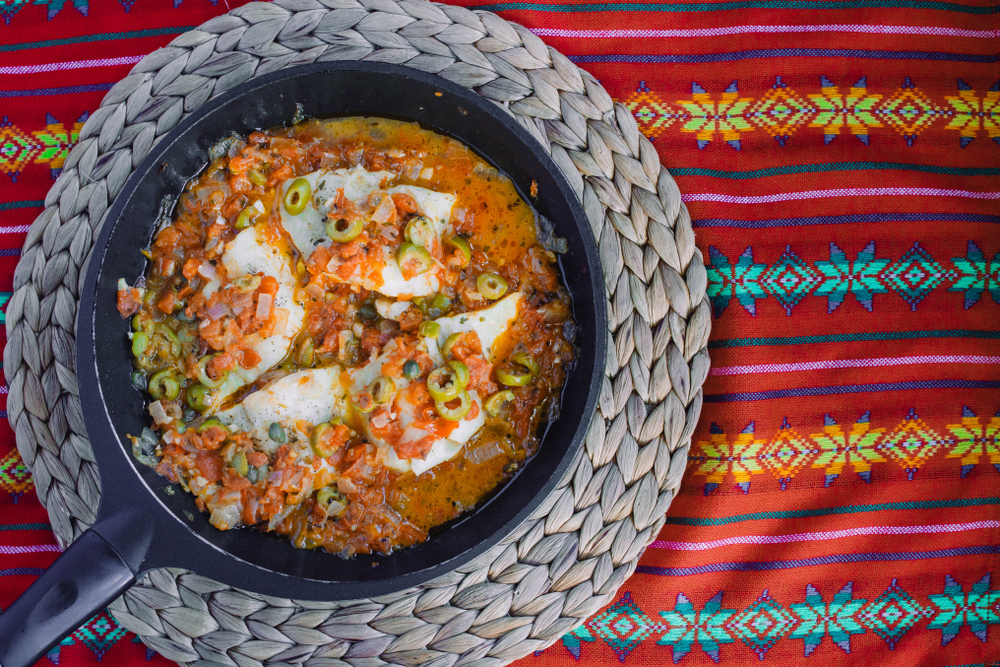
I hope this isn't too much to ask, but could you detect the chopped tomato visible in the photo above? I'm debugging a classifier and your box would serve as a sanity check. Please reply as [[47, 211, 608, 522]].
[[392, 193, 419, 214], [267, 163, 293, 187], [195, 451, 224, 483], [447, 331, 483, 361], [463, 355, 497, 395], [227, 154, 255, 175], [156, 290, 176, 315], [116, 288, 141, 318], [259, 275, 279, 296], [246, 451, 268, 468], [228, 173, 252, 195]]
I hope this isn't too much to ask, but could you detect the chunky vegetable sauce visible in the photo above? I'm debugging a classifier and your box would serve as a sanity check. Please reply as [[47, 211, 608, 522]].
[[117, 117, 575, 557]]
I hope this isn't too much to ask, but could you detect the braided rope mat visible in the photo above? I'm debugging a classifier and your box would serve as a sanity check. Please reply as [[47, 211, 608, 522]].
[[4, 1, 710, 664]]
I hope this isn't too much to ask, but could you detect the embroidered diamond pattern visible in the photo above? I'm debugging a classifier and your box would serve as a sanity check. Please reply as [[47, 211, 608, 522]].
[[726, 590, 799, 659], [879, 78, 948, 146], [588, 592, 663, 661], [878, 409, 952, 480], [75, 610, 127, 660], [0, 448, 33, 495], [879, 243, 954, 310], [626, 82, 687, 140], [760, 245, 821, 315], [747, 77, 816, 146], [0, 118, 41, 182], [858, 579, 930, 649], [759, 418, 818, 490]]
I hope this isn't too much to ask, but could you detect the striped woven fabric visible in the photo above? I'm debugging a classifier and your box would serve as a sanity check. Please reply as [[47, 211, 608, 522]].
[[1, 0, 998, 665]]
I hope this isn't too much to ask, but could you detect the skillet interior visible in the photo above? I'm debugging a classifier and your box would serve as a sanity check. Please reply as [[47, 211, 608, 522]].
[[78, 61, 605, 600]]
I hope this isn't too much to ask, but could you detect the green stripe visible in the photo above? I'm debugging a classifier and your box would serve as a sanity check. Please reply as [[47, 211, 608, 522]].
[[710, 329, 1000, 349], [0, 200, 43, 212], [0, 27, 194, 53], [472, 1, 998, 13], [673, 162, 1000, 179], [666, 497, 1000, 526], [0, 523, 52, 531]]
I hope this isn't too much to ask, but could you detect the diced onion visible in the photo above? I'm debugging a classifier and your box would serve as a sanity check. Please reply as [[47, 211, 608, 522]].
[[209, 504, 241, 531], [206, 301, 228, 320], [419, 167, 434, 180], [189, 476, 207, 494], [267, 505, 295, 531], [466, 441, 504, 465], [337, 330, 354, 361], [371, 195, 396, 224], [252, 199, 266, 214], [256, 293, 273, 321], [149, 400, 170, 425], [305, 283, 325, 301], [197, 263, 218, 281], [271, 308, 289, 337], [377, 299, 412, 321], [323, 500, 346, 519]]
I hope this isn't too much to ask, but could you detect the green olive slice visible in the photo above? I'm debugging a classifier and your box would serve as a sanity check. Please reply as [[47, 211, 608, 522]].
[[477, 272, 508, 300], [326, 216, 364, 243], [435, 390, 471, 421], [283, 178, 311, 215]]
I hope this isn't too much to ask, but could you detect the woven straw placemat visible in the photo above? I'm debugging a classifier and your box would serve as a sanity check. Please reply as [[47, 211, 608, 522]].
[[4, 1, 710, 664]]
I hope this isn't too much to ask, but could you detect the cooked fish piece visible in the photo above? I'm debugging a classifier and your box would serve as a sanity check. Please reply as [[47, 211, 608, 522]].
[[217, 366, 349, 457], [208, 225, 305, 408], [347, 293, 521, 475], [277, 166, 457, 298]]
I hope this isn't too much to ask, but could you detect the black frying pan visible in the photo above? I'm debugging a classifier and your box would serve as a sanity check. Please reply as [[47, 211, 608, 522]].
[[0, 61, 605, 667]]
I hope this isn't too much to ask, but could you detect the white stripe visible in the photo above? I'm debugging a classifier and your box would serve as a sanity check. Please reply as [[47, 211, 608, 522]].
[[0, 545, 62, 554], [711, 355, 1000, 376], [683, 188, 1000, 204], [530, 25, 1000, 39], [0, 226, 31, 235], [0, 56, 144, 76]]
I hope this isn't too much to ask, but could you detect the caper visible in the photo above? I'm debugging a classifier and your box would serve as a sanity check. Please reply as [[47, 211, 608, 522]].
[[131, 370, 148, 391], [403, 360, 421, 380], [269, 422, 286, 443]]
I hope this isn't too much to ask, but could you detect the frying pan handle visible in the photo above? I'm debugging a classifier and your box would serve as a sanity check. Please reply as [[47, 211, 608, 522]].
[[0, 528, 136, 667]]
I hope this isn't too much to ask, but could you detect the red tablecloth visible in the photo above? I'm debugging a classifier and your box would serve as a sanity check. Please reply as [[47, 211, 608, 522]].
[[1, 1, 998, 665]]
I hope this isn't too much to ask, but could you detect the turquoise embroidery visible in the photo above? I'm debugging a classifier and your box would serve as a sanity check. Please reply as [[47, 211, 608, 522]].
[[857, 579, 932, 649], [814, 241, 890, 313], [788, 582, 867, 656], [950, 240, 1000, 308], [556, 573, 1000, 662], [725, 589, 798, 659], [926, 574, 1000, 645], [707, 246, 768, 317], [658, 591, 737, 663], [705, 241, 990, 318]]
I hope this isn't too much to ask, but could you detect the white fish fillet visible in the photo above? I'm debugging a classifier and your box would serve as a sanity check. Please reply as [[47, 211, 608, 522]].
[[209, 225, 305, 408], [277, 166, 457, 298], [217, 366, 348, 458], [347, 294, 520, 475]]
